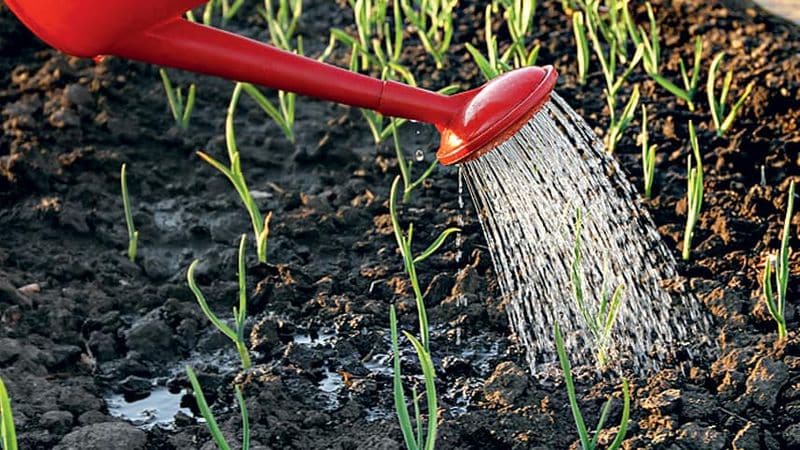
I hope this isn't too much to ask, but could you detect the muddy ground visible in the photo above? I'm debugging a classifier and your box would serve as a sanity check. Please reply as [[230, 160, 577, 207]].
[[1, 0, 799, 449]]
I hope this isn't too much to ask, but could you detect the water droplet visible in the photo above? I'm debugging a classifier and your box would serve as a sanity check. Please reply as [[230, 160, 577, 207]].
[[414, 149, 425, 162]]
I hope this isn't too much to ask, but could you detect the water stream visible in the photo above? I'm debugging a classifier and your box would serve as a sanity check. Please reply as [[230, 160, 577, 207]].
[[462, 93, 713, 375]]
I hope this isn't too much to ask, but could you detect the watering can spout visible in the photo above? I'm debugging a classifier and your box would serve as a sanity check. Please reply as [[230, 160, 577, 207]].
[[5, 0, 557, 165]]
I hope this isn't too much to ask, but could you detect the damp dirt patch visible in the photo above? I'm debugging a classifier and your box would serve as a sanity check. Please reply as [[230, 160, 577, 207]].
[[0, 0, 799, 449]]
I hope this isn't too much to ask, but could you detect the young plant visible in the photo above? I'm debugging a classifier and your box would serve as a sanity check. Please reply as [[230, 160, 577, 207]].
[[187, 0, 246, 26], [187, 235, 253, 369], [634, 2, 659, 74], [572, 11, 590, 85], [389, 176, 460, 349], [238, 0, 305, 143], [682, 121, 703, 260], [392, 122, 438, 203], [120, 163, 139, 263], [186, 366, 250, 450], [763, 180, 795, 340], [197, 84, 273, 264], [0, 377, 17, 450], [554, 323, 631, 450], [159, 69, 196, 130], [323, 0, 453, 143], [390, 305, 438, 450], [571, 209, 625, 369], [400, 0, 457, 69], [498, 0, 539, 68], [706, 52, 755, 136], [465, 4, 540, 81], [634, 2, 703, 112], [585, 12, 643, 153], [640, 106, 656, 198]]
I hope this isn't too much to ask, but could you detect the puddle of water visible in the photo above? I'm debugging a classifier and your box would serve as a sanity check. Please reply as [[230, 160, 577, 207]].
[[318, 368, 344, 411], [107, 386, 192, 430], [293, 328, 337, 346]]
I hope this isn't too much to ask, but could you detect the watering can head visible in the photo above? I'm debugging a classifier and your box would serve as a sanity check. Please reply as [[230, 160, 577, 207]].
[[435, 65, 557, 165], [5, 0, 557, 166]]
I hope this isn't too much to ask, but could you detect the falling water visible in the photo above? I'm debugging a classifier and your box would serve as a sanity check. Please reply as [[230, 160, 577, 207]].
[[462, 93, 713, 375]]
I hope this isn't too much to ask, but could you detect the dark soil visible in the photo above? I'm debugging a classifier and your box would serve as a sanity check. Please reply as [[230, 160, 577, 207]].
[[1, 0, 799, 449]]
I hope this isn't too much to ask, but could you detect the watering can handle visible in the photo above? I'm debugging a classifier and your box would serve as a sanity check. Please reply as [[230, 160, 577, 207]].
[[110, 18, 462, 127]]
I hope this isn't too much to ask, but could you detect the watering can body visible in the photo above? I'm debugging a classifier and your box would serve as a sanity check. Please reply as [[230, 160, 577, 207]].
[[5, 0, 557, 165]]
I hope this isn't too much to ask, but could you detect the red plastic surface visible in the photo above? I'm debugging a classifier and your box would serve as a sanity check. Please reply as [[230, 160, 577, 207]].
[[5, 0, 558, 166], [436, 66, 558, 165]]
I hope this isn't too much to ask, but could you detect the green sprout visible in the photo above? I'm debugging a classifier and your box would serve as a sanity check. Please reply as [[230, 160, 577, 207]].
[[400, 0, 457, 69], [465, 3, 540, 81], [120, 163, 139, 263], [497, 0, 539, 68], [390, 306, 438, 450], [323, 0, 455, 143], [197, 84, 273, 264], [389, 176, 460, 349], [572, 11, 590, 85], [555, 323, 631, 450], [239, 0, 305, 143], [187, 0, 246, 26], [186, 366, 250, 450], [159, 69, 196, 130], [640, 106, 656, 198], [585, 0, 634, 64], [635, 2, 703, 113], [571, 209, 625, 369], [682, 121, 703, 261], [0, 377, 17, 450], [187, 235, 253, 369], [585, 9, 643, 153], [763, 180, 795, 340], [706, 52, 755, 136], [392, 122, 438, 203]]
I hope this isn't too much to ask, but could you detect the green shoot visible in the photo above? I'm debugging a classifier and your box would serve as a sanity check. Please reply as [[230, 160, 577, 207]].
[[640, 106, 656, 198], [120, 163, 139, 263], [465, 6, 511, 81], [187, 235, 253, 369], [390, 306, 438, 450], [197, 84, 273, 263], [389, 176, 460, 350], [572, 11, 590, 85], [322, 0, 391, 72], [706, 52, 755, 136], [682, 121, 703, 261], [159, 69, 196, 130], [554, 323, 631, 450], [323, 0, 447, 143], [763, 180, 795, 340], [0, 377, 17, 450], [186, 366, 250, 450], [636, 3, 659, 75], [241, 0, 304, 143], [401, 0, 457, 69], [392, 121, 438, 203], [465, 4, 539, 81], [606, 84, 640, 154], [571, 209, 625, 369], [187, 0, 246, 26], [585, 10, 643, 153], [498, 0, 539, 68], [638, 10, 703, 113]]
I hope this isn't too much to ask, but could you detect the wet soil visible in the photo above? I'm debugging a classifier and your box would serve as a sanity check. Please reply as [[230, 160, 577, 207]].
[[1, 0, 799, 449]]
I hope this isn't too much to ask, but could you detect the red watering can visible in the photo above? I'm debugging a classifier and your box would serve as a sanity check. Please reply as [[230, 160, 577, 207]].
[[5, 0, 557, 165]]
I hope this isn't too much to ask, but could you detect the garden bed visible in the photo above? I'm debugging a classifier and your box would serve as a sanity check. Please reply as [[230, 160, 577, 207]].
[[0, 0, 799, 448]]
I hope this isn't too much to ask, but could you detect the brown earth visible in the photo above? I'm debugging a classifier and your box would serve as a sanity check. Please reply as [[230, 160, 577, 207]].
[[0, 0, 799, 449]]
